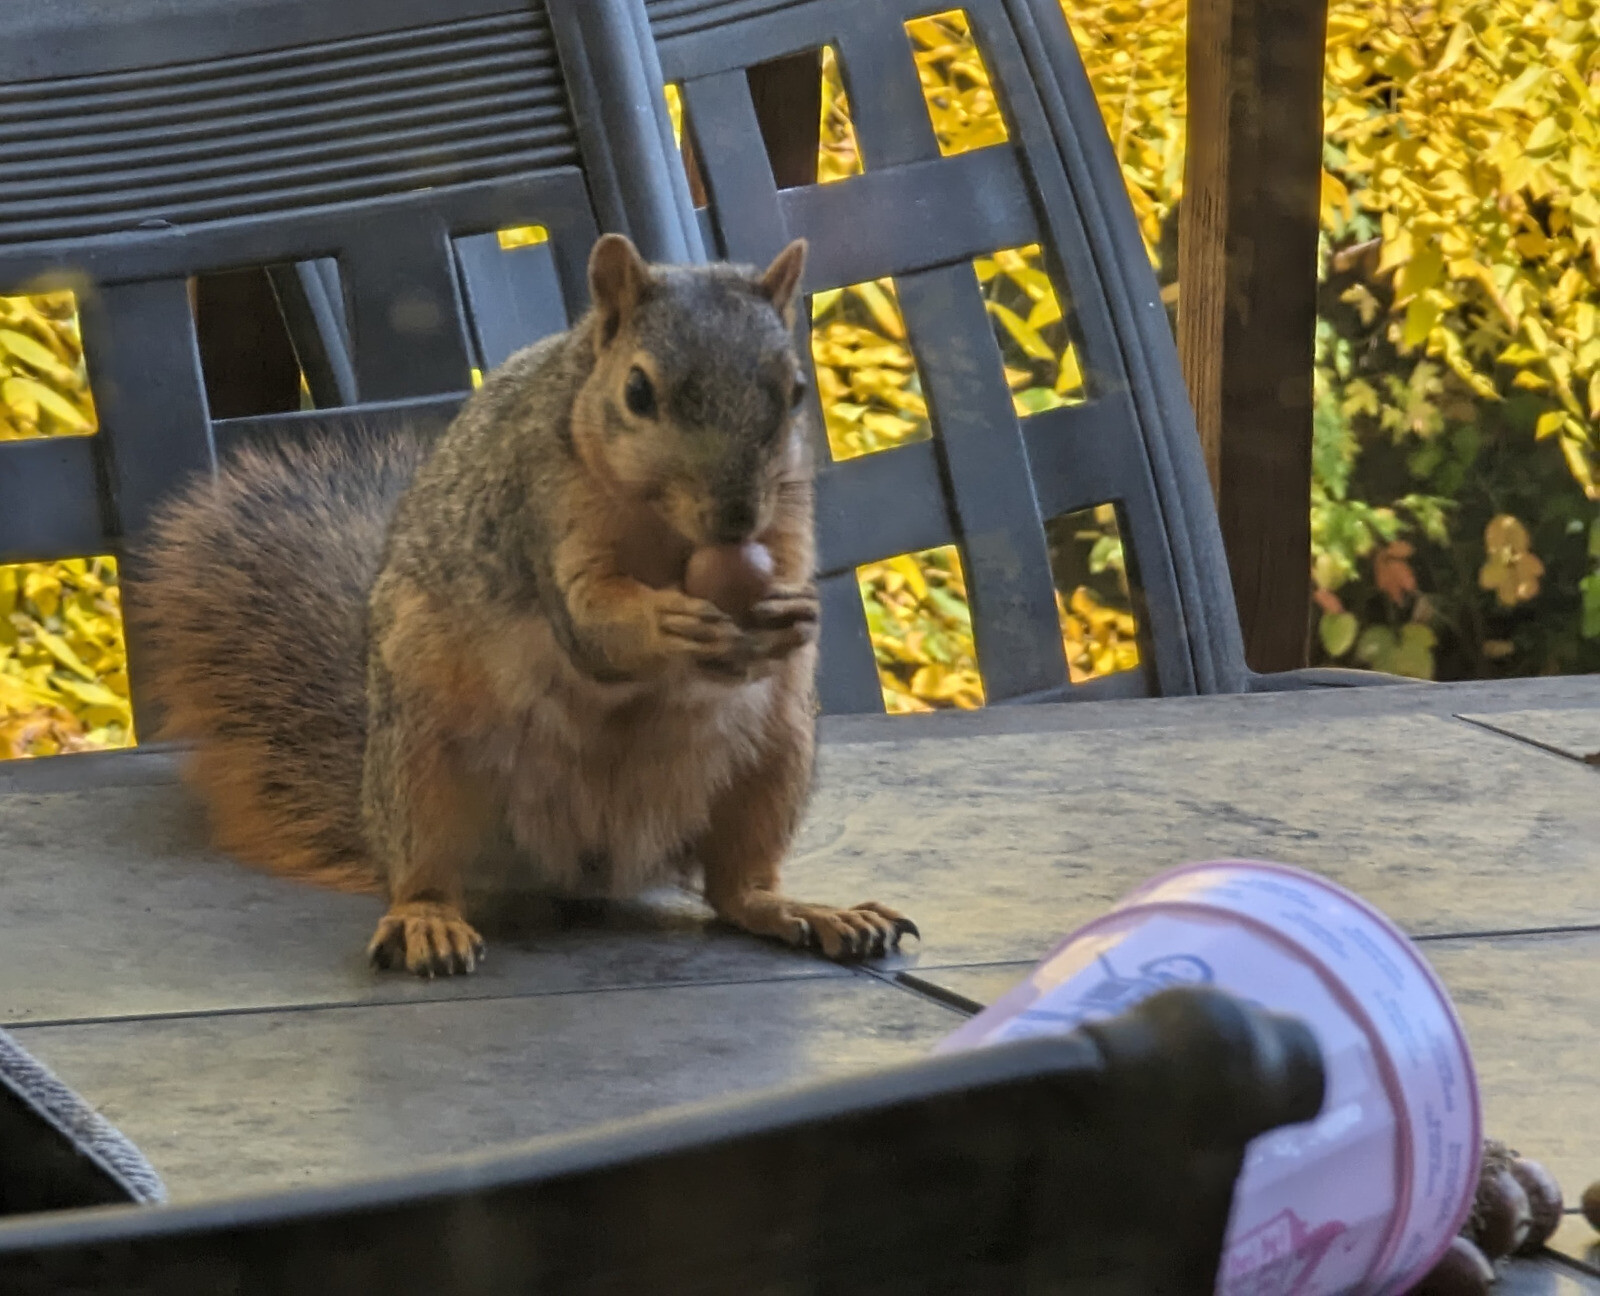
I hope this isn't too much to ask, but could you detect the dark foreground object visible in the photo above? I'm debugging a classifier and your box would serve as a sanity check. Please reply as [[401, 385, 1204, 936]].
[[0, 987, 1320, 1295], [0, 1029, 164, 1216]]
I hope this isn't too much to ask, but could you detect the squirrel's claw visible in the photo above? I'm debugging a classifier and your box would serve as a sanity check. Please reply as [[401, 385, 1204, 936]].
[[713, 892, 916, 962], [801, 901, 917, 962], [367, 902, 485, 977], [744, 588, 819, 632]]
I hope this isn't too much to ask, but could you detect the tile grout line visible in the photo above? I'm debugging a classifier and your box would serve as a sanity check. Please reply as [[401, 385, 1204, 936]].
[[847, 964, 982, 1017], [848, 920, 1600, 1013], [0, 969, 852, 1033], [1414, 922, 1600, 942], [1543, 1222, 1600, 1280], [1451, 712, 1599, 769]]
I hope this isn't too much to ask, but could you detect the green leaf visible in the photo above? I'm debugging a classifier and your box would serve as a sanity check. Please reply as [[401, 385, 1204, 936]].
[[1319, 611, 1359, 658], [1388, 623, 1437, 679], [1355, 625, 1396, 665], [1012, 386, 1066, 414], [1087, 535, 1125, 575], [1582, 572, 1600, 639]]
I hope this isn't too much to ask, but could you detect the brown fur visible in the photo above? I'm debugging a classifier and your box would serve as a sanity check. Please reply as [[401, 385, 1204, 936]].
[[136, 431, 430, 893], [135, 236, 915, 975]]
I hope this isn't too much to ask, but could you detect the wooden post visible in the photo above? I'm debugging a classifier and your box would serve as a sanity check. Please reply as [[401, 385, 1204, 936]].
[[681, 51, 823, 205], [747, 51, 824, 190], [192, 269, 303, 419], [1178, 0, 1329, 672]]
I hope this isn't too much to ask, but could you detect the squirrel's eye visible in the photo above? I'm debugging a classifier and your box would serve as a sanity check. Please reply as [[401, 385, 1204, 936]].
[[624, 367, 657, 418], [788, 375, 808, 411]]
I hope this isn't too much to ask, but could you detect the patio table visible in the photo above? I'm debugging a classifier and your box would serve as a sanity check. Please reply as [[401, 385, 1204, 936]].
[[1, 674, 1597, 1288]]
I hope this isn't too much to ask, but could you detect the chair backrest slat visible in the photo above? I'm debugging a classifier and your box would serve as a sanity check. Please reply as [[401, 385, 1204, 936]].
[[79, 279, 215, 538], [777, 149, 1040, 289], [895, 264, 1067, 700], [0, 439, 103, 569], [816, 572, 884, 714], [0, 0, 652, 727], [678, 73, 789, 264], [338, 216, 476, 402], [452, 232, 572, 373], [834, 19, 943, 169]]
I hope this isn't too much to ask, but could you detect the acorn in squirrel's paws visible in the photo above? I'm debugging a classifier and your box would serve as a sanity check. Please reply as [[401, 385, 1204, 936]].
[[685, 541, 776, 619], [136, 233, 917, 976]]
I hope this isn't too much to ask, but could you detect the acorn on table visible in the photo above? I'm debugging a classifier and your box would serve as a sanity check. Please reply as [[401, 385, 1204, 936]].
[[1414, 1237, 1495, 1295], [1582, 1178, 1600, 1231]]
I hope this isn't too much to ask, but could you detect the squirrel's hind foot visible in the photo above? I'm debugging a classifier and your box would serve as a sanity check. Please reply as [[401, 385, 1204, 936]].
[[368, 901, 486, 977]]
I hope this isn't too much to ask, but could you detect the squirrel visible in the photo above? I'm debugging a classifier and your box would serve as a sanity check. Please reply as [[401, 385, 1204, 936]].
[[134, 234, 917, 976]]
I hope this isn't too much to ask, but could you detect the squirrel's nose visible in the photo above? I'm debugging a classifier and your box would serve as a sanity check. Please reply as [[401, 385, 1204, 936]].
[[712, 499, 757, 544]]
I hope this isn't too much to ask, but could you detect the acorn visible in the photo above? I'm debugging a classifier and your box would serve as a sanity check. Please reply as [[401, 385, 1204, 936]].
[[1582, 1179, 1600, 1231], [1471, 1166, 1531, 1259], [1412, 1236, 1495, 1295], [684, 541, 775, 619], [1509, 1156, 1564, 1254]]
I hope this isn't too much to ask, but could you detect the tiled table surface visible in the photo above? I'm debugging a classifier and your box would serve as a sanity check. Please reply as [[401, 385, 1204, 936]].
[[2, 675, 1597, 1285]]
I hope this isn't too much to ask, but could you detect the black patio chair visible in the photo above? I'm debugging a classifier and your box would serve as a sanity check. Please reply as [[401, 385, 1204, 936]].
[[643, 0, 1413, 712], [242, 0, 1407, 714], [0, 0, 705, 736], [0, 986, 1324, 1294]]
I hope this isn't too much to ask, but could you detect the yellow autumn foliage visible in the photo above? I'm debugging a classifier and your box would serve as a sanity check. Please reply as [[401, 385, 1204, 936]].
[[0, 292, 127, 758], [0, 557, 132, 759], [30, 0, 1596, 744], [0, 292, 97, 440], [1322, 0, 1600, 497], [812, 21, 1141, 712], [0, 6, 1148, 755]]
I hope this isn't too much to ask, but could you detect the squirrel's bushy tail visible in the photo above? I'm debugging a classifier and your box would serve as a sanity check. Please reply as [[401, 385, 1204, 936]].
[[133, 431, 430, 893]]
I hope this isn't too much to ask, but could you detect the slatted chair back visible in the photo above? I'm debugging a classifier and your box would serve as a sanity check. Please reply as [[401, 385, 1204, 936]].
[[0, 0, 694, 732], [647, 0, 1253, 712]]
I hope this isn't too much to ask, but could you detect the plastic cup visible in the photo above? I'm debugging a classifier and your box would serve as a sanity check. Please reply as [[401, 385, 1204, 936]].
[[934, 860, 1481, 1294]]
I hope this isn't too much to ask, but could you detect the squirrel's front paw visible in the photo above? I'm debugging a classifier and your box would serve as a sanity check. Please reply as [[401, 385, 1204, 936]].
[[368, 901, 485, 977], [655, 591, 744, 661], [789, 900, 918, 960], [695, 586, 820, 679], [745, 586, 818, 646]]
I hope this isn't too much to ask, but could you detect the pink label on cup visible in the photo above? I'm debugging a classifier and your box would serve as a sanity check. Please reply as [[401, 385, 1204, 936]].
[[934, 861, 1481, 1295]]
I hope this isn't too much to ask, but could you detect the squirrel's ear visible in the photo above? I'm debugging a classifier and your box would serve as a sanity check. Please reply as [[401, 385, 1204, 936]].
[[588, 234, 651, 348], [758, 239, 808, 325]]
